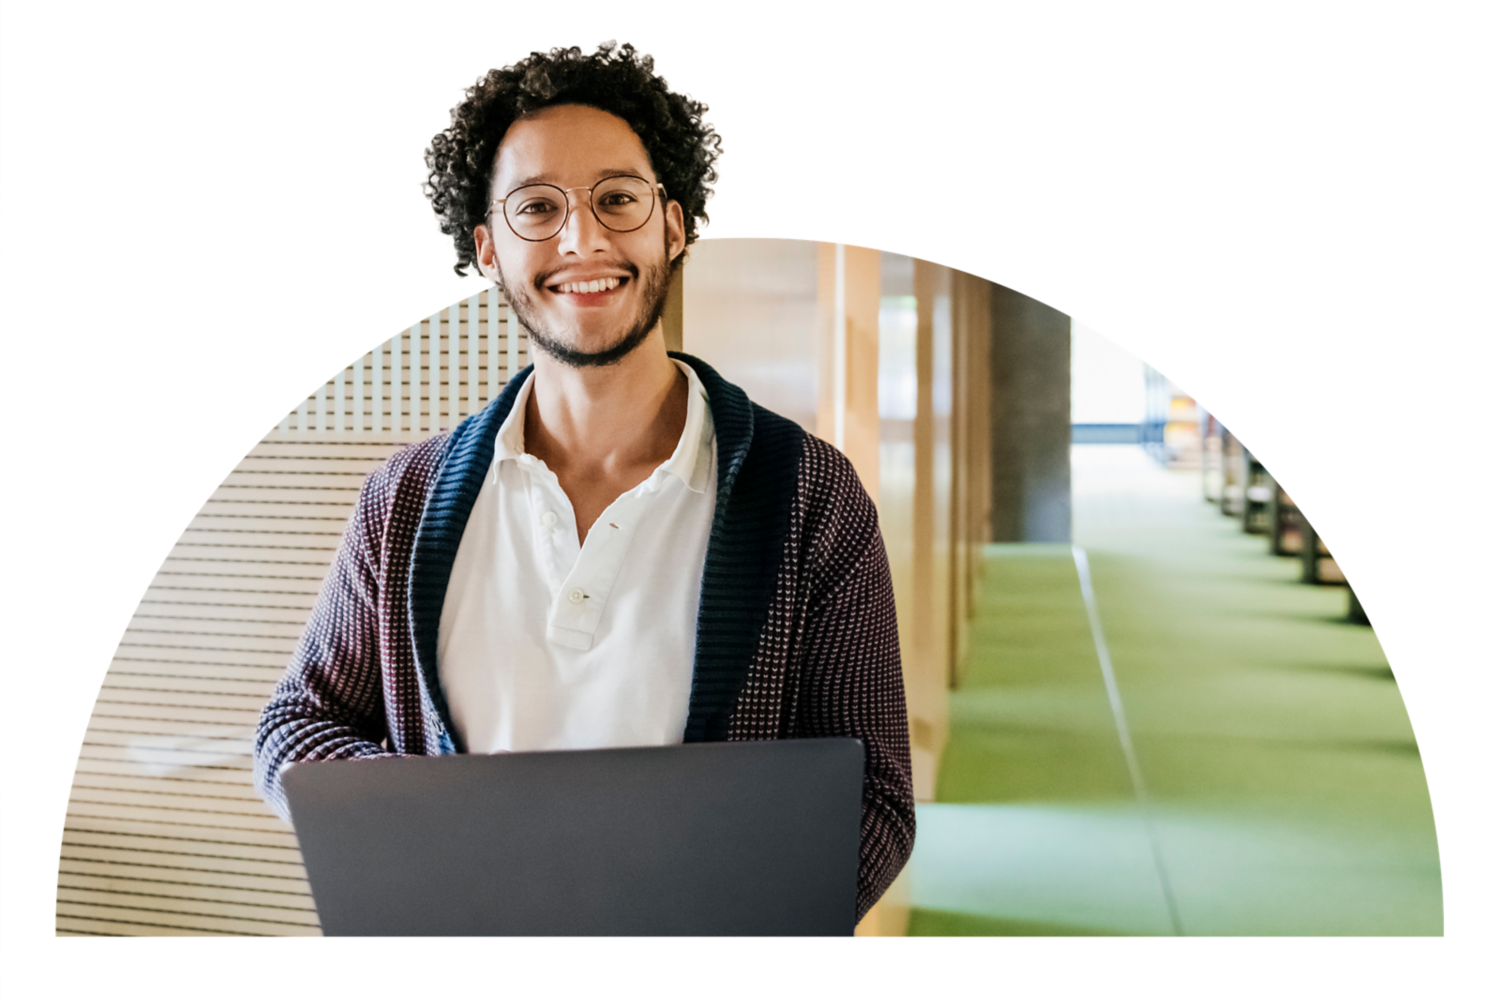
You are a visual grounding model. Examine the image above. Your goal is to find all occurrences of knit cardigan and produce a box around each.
[253,353,915,921]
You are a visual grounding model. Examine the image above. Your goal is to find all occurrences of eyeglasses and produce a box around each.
[488,174,664,242]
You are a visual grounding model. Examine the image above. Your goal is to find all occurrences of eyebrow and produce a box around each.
[498,167,652,194]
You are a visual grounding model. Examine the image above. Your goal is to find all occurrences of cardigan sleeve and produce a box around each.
[252,463,401,821]
[793,444,917,922]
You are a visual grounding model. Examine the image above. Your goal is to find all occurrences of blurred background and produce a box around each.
[56,239,1439,936]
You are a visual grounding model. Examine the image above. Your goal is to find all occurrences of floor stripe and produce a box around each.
[1071,544,1184,936]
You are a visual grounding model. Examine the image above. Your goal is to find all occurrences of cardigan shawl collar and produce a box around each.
[406,352,805,753]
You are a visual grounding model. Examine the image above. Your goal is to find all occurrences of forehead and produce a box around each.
[491,104,655,194]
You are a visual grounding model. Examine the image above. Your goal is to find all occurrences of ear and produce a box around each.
[473,222,501,281]
[664,199,687,263]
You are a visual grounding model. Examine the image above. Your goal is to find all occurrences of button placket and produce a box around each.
[545,493,648,650]
[522,464,579,598]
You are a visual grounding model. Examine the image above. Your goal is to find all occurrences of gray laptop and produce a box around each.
[281,738,864,936]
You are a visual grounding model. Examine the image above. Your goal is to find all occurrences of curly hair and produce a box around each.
[424,42,722,278]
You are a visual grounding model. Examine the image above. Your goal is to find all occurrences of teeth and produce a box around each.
[558,277,621,294]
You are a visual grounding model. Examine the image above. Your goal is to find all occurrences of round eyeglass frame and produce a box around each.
[488,175,665,243]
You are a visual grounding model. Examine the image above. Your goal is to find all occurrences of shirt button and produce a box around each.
[540,511,558,527]
[568,588,586,604]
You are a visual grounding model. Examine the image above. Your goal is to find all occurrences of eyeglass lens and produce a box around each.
[503,176,656,241]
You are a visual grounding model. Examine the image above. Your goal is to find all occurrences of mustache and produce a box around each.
[532,260,640,292]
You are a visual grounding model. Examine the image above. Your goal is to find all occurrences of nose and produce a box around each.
[555,189,612,257]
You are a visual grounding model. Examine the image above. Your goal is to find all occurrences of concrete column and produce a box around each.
[989,283,1072,543]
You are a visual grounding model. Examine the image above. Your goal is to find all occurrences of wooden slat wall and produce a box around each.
[275,289,528,441]
[58,291,523,936]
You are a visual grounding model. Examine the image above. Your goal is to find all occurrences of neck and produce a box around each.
[523,324,687,479]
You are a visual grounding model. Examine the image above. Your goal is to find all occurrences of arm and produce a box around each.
[795,471,916,921]
[252,464,400,820]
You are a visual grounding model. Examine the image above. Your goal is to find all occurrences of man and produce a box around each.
[253,42,913,921]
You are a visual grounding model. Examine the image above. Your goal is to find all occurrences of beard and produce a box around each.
[497,235,674,370]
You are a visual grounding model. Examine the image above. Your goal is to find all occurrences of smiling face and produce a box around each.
[473,104,687,368]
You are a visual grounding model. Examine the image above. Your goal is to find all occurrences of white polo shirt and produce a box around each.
[436,360,717,754]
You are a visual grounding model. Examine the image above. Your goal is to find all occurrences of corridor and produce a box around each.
[906,444,1441,935]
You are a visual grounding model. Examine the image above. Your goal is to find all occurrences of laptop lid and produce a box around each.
[281,738,864,936]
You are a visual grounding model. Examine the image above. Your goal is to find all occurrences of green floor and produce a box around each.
[907,446,1442,936]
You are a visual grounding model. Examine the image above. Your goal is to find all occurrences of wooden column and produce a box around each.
[662,264,685,353]
[907,258,951,803]
[816,243,882,503]
[849,247,906,937]
[948,271,993,688]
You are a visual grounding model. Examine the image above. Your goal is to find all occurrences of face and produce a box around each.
[473,104,687,368]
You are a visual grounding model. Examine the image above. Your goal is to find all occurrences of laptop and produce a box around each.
[281,738,864,936]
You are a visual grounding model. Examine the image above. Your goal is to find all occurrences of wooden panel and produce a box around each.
[508,300,522,378]
[816,243,881,502]
[190,502,359,520]
[245,442,408,458]
[126,615,308,638]
[217,474,372,491]
[109,645,306,667]
[910,260,934,778]
[156,558,338,578]
[164,526,350,545]
[59,857,307,894]
[233,455,390,471]
[663,264,684,352]
[114,638,298,659]
[64,805,297,846]
[59,872,316,910]
[98,674,287,698]
[263,306,525,440]
[135,574,326,595]
[60,827,300,863]
[132,602,317,623]
[56,912,320,937]
[75,753,244,781]
[202,482,363,500]
[163,548,342,568]
[66,783,278,814]
[55,895,316,932]
[59,853,308,888]
[58,294,523,935]
[62,894,308,932]
[180,521,346,538]
[106,661,286,683]
[87,725,259,749]
[679,239,820,435]
[91,704,263,727]
[70,771,263,801]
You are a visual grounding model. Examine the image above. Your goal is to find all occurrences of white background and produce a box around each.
[2,1,1495,995]
[1073,324,1149,425]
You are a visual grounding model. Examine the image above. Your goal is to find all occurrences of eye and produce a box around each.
[504,184,565,221]
[514,197,560,217]
[597,190,640,207]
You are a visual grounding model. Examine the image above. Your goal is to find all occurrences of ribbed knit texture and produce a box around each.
[253,354,915,921]
[406,362,533,752]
